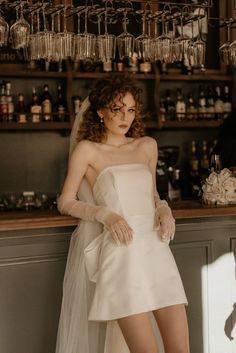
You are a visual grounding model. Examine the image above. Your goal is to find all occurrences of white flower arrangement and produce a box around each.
[202,168,236,205]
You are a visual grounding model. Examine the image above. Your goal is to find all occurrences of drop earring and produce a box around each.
[100,117,103,123]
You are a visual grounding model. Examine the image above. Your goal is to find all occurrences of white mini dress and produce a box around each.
[84,163,187,321]
[56,163,187,353]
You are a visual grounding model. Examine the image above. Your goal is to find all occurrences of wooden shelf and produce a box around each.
[159,74,233,81]
[0,122,71,130]
[71,71,157,80]
[144,120,158,129]
[160,119,224,129]
[0,70,68,78]
[0,69,231,82]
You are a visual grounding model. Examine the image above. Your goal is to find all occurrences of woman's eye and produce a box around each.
[129,109,136,114]
[111,107,121,114]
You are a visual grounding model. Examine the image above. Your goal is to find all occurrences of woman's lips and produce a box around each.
[119,124,128,128]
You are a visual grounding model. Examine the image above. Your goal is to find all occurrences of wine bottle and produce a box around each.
[56,85,66,121]
[41,84,52,121]
[30,87,42,123]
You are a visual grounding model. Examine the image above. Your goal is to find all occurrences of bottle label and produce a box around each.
[18,113,27,123]
[58,105,66,121]
[42,99,52,121]
[214,100,224,114]
[176,102,186,120]
[224,102,232,113]
[42,100,52,114]
[31,105,42,123]
[191,160,199,172]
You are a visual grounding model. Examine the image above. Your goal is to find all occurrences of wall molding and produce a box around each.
[0,252,68,267]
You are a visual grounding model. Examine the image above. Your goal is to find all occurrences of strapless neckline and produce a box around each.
[92,163,149,192]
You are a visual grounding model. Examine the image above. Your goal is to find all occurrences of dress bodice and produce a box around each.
[93,163,155,218]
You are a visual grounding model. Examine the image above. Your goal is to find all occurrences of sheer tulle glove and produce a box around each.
[57,193,133,246]
[154,194,175,243]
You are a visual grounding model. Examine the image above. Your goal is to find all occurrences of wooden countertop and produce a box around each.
[0,201,236,231]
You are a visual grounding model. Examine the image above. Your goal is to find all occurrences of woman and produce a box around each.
[56,74,189,353]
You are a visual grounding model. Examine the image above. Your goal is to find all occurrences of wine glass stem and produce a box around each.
[84,8,88,34]
[141,15,146,35]
[77,12,81,34]
[122,10,128,34]
[227,23,231,42]
[104,11,108,35]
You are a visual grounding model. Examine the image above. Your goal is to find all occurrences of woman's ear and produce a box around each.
[97,109,103,119]
[97,109,104,123]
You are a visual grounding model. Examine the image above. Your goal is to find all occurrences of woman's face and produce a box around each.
[98,92,136,137]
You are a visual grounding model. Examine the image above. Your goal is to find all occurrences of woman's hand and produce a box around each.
[101,212,133,246]
[156,206,176,243]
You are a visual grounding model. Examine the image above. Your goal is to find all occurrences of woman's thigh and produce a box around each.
[117,312,160,353]
[153,304,190,353]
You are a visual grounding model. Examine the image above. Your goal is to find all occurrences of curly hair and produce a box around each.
[77,74,145,143]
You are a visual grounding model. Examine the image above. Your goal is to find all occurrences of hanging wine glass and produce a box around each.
[186,15,197,67]
[23,7,38,63]
[10,2,30,49]
[149,10,164,62]
[72,7,86,63]
[220,22,232,65]
[56,5,74,61]
[0,10,9,46]
[37,4,55,61]
[155,13,173,64]
[192,9,206,68]
[73,6,96,61]
[97,1,116,63]
[172,10,189,63]
[135,9,152,62]
[28,7,42,61]
[167,9,182,63]
[117,3,135,60]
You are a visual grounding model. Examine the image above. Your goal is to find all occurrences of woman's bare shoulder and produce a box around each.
[137,136,158,150]
[71,139,97,161]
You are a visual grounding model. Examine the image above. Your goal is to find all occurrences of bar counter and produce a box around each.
[1,200,236,353]
[0,200,236,231]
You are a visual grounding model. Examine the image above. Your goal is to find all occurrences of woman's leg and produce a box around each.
[117,312,160,353]
[153,304,190,353]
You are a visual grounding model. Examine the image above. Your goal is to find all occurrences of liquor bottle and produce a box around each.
[222,84,232,119]
[214,85,224,119]
[30,87,41,123]
[56,84,66,121]
[182,54,193,75]
[0,82,8,122]
[189,140,200,197]
[210,154,222,173]
[175,88,186,121]
[200,140,210,181]
[206,85,215,119]
[168,167,181,201]
[186,92,197,120]
[103,60,113,73]
[160,62,168,75]
[164,89,176,120]
[17,93,27,123]
[198,85,207,119]
[159,98,166,123]
[41,84,52,121]
[5,82,14,122]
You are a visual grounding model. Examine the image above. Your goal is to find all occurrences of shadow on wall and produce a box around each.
[0,132,69,194]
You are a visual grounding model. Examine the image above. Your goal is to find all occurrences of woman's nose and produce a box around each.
[120,110,127,120]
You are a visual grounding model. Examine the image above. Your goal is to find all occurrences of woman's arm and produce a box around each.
[144,137,176,242]
[58,141,133,245]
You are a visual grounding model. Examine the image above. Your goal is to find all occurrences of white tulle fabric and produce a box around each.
[56,98,129,353]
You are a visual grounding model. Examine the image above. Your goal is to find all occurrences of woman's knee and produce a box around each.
[117,312,159,353]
